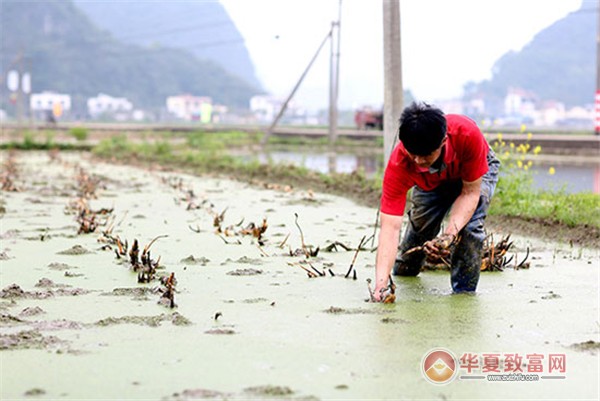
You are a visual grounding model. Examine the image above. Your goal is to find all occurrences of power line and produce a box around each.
[3,37,246,63]
[88,19,234,43]
[7,16,239,50]
[99,37,246,60]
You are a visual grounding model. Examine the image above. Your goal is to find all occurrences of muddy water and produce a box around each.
[1,151,598,400]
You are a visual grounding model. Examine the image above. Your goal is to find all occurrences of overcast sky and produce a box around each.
[221,0,586,111]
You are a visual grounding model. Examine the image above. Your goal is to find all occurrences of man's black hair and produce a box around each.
[398,102,447,156]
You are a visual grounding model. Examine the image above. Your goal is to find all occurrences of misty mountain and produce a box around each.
[464,4,595,114]
[73,0,262,89]
[0,0,261,115]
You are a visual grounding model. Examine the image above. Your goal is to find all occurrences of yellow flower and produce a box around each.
[497,133,503,141]
[520,124,527,133]
[527,160,533,167]
[510,142,515,148]
[524,165,529,171]
[504,151,510,157]
[527,132,532,140]
[517,160,523,168]
[533,145,541,155]
[548,167,556,175]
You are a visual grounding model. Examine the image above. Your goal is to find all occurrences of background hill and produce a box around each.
[73,0,262,89]
[0,0,262,116]
[463,5,595,115]
[0,1,594,121]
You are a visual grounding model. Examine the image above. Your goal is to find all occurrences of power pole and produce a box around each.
[328,0,342,145]
[595,0,600,135]
[13,52,23,127]
[382,0,403,165]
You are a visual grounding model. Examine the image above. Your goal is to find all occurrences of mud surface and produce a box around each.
[0,151,598,400]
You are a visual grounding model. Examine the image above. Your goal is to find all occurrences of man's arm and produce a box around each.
[373,212,403,301]
[446,177,482,237]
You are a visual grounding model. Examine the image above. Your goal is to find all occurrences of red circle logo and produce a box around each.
[421,348,458,385]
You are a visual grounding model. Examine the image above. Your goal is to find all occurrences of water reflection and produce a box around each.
[259,151,381,175]
[257,150,600,194]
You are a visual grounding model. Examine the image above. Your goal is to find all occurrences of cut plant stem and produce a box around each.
[288,262,317,278]
[366,278,375,302]
[294,213,309,257]
[188,224,201,233]
[257,245,270,257]
[345,235,366,278]
[307,262,325,277]
[278,233,290,249]
[218,234,241,245]
[143,234,169,255]
[517,247,530,268]
[371,208,380,248]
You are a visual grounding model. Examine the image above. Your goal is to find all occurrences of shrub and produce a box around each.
[69,127,89,141]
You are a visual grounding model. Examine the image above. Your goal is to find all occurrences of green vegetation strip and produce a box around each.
[0,128,93,151]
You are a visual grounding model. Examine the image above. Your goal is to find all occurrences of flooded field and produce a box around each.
[1,151,598,400]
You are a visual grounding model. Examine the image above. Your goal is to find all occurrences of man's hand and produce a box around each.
[369,277,396,303]
[372,284,383,302]
[423,233,456,262]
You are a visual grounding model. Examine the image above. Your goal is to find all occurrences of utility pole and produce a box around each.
[24,55,32,126]
[382,0,403,165]
[595,0,600,135]
[328,0,342,145]
[16,52,27,129]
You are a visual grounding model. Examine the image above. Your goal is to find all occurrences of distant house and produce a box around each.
[30,91,71,120]
[536,101,566,126]
[250,95,282,123]
[87,93,133,119]
[166,95,212,121]
[434,99,464,115]
[249,95,308,124]
[504,87,538,118]
[559,105,594,128]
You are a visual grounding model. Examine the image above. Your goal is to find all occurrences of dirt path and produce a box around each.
[1,151,598,400]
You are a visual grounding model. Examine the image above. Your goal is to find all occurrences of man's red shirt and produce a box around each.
[380,114,489,216]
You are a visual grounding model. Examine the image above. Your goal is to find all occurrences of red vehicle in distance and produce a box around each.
[354,107,383,130]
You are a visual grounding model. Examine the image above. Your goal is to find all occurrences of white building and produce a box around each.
[249,95,310,124]
[166,95,212,121]
[30,91,71,112]
[504,87,537,118]
[434,98,464,115]
[250,95,282,123]
[87,93,133,118]
[535,101,566,126]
